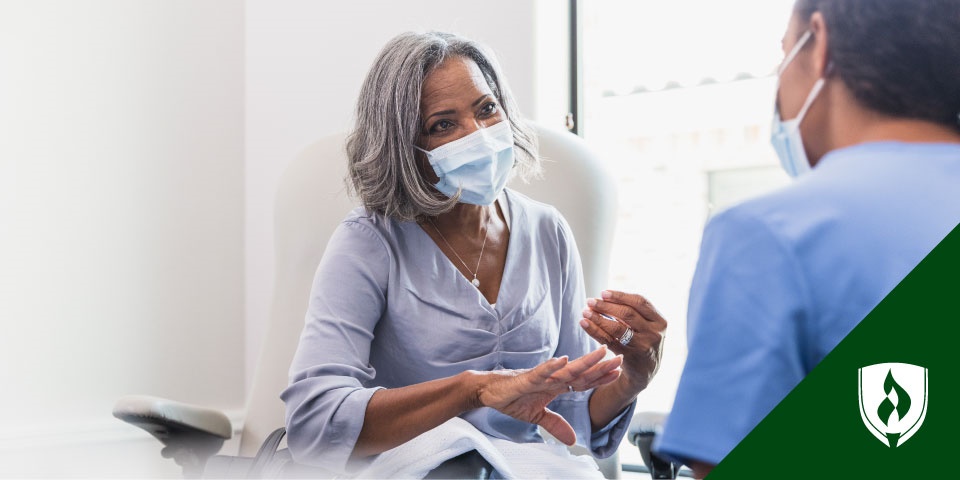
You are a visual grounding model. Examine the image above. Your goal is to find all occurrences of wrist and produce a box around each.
[616,368,649,395]
[459,370,486,411]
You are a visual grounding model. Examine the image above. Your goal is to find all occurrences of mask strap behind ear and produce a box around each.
[777,30,813,76]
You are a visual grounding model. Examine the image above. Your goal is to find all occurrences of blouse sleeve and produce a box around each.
[547,211,637,459]
[280,219,390,472]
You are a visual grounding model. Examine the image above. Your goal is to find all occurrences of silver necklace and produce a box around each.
[428,216,488,288]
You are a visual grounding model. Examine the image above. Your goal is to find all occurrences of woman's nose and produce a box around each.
[447,120,483,143]
[462,120,484,136]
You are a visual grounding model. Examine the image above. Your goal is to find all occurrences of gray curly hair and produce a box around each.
[345,31,540,222]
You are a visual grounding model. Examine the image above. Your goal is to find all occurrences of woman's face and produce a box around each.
[418,56,506,153]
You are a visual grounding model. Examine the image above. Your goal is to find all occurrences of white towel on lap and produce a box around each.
[352,417,603,479]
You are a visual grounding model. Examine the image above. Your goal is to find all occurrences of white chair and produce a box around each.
[114,123,622,478]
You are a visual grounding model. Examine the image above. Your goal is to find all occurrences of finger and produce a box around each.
[573,367,623,392]
[548,346,608,384]
[586,299,648,330]
[586,297,667,336]
[580,310,628,347]
[531,356,569,382]
[569,356,623,390]
[587,307,630,338]
[536,408,577,446]
[572,355,622,386]
[601,290,668,326]
[563,346,607,374]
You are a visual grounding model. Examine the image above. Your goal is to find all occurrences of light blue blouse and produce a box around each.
[282,189,635,473]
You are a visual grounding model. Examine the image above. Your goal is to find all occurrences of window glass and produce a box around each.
[580,0,798,469]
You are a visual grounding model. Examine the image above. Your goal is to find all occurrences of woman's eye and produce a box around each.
[429,119,454,135]
[480,102,499,116]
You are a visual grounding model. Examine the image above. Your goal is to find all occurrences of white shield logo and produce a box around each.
[858,362,928,447]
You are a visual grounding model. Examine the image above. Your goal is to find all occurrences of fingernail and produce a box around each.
[601,290,612,299]
[586,298,597,307]
[579,319,589,328]
[581,308,592,318]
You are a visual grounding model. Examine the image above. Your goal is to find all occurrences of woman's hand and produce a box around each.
[580,290,667,393]
[474,347,622,445]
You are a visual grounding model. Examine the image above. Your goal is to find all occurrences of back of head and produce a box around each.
[795,0,960,131]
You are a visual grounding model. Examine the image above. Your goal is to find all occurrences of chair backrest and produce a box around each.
[238,124,618,456]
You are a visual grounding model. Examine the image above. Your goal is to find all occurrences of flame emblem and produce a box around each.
[876,369,912,446]
[858,363,927,448]
[877,370,911,426]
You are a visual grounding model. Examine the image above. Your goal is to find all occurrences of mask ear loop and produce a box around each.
[794,59,835,124]
[793,77,826,125]
[777,30,813,76]
[774,31,814,117]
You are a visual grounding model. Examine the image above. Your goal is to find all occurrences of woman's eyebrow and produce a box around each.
[472,94,492,107]
[425,109,456,121]
[425,95,492,121]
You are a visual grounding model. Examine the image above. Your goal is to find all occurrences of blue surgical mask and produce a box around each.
[771,31,826,178]
[416,121,515,205]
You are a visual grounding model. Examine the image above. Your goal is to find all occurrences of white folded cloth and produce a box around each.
[353,417,602,479]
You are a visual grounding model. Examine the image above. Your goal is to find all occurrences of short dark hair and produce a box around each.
[794,0,960,130]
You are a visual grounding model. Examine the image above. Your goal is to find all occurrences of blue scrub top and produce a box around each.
[282,189,634,473]
[655,142,960,465]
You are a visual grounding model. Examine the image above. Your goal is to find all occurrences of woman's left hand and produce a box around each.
[580,290,667,392]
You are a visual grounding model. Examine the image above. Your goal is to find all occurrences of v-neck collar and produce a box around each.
[412,189,518,311]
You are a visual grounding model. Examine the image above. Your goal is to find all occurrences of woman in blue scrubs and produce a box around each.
[581,0,960,476]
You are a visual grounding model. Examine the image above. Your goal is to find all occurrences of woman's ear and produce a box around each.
[808,11,831,77]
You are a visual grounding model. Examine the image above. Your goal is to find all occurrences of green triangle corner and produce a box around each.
[709,222,960,478]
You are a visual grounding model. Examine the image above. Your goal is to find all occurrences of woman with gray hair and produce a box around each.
[282,31,665,476]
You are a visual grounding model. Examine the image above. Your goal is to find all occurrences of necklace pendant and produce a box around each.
[471,277,481,288]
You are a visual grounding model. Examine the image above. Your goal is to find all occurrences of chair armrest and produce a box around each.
[113,395,233,477]
[628,411,682,479]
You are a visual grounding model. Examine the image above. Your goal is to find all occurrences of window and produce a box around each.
[578,0,797,469]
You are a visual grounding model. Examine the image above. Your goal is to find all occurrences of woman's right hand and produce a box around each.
[474,346,622,446]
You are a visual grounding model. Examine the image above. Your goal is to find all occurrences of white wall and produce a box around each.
[0,0,550,475]
[244,0,540,387]
[0,0,245,476]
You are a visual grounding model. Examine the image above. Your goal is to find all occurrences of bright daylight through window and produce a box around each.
[578,0,798,468]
